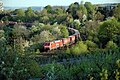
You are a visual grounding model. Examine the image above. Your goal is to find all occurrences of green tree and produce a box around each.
[31,30,55,43]
[67,2,79,19]
[41,16,50,24]
[44,5,53,13]
[85,40,98,51]
[84,2,95,20]
[54,8,64,15]
[70,41,88,55]
[0,30,4,38]
[12,25,30,52]
[66,14,74,27]
[52,26,61,39]
[95,11,104,21]
[113,4,120,21]
[25,7,36,22]
[73,19,81,30]
[0,40,29,79]
[98,19,120,47]
[14,9,25,22]
[60,25,69,38]
[55,14,67,24]
[26,60,42,78]
[77,3,87,21]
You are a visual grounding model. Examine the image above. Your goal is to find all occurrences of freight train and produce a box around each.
[44,27,80,50]
[0,21,33,26]
[0,21,80,51]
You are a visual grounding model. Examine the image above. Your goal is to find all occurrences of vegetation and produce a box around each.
[40,48,120,80]
[0,1,120,80]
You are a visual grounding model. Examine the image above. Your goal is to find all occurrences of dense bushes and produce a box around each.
[0,2,120,80]
[0,44,29,80]
[26,60,42,78]
[40,48,120,80]
[65,41,97,55]
[98,19,120,47]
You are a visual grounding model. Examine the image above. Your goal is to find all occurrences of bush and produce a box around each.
[40,48,120,80]
[41,63,64,80]
[85,40,98,51]
[70,46,80,55]
[70,41,88,55]
[105,41,118,49]
[26,60,42,78]
[65,48,70,54]
[76,41,88,53]
[116,59,120,68]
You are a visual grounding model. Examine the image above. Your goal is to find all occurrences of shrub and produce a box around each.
[70,46,80,55]
[116,59,120,68]
[76,41,88,53]
[65,48,71,54]
[26,60,42,78]
[70,41,88,55]
[85,40,98,51]
[105,41,118,49]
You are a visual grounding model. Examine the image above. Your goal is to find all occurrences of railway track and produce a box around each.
[1,21,80,57]
[31,47,68,58]
[32,43,76,58]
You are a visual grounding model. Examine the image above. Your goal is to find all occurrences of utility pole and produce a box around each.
[0,0,3,11]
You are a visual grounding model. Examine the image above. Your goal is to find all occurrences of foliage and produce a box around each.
[67,3,79,19]
[13,9,25,22]
[70,46,80,55]
[26,60,42,78]
[60,25,69,38]
[12,25,29,39]
[100,69,108,80]
[79,20,99,42]
[105,41,118,49]
[44,5,53,13]
[95,11,104,21]
[0,30,4,38]
[84,2,95,20]
[0,2,120,80]
[77,3,87,21]
[0,42,29,79]
[98,19,120,47]
[85,40,98,51]
[70,41,88,55]
[40,48,120,80]
[25,7,37,22]
[113,4,120,21]
[73,19,81,30]
[116,59,120,68]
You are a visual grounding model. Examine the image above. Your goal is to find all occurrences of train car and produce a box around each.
[74,32,80,42]
[44,40,63,50]
[62,37,70,45]
[9,21,17,25]
[68,27,75,34]
[44,41,56,50]
[25,23,33,26]
[54,40,63,48]
[69,35,75,44]
[44,27,80,51]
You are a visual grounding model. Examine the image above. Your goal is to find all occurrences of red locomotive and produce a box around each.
[44,40,63,50]
[44,27,80,50]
